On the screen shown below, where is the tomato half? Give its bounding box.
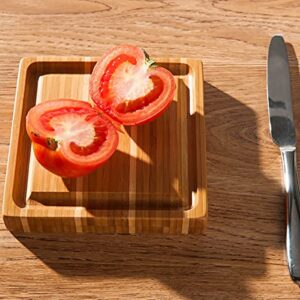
[89,45,176,125]
[26,99,118,178]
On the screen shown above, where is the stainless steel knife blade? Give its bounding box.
[267,35,296,149]
[267,35,300,284]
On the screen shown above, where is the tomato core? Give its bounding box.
[40,107,109,156]
[100,54,137,98]
[114,75,163,113]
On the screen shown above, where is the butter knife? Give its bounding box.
[267,35,300,283]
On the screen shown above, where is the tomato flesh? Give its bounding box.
[100,54,137,98]
[114,75,163,113]
[69,120,108,156]
[26,99,118,178]
[90,44,176,125]
[40,108,108,157]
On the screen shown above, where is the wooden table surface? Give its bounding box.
[1,0,300,299]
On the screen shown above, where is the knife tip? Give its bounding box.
[270,34,285,45]
[272,34,285,40]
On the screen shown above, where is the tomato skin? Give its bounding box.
[26,99,119,178]
[90,45,176,126]
[30,133,119,177]
[32,143,99,178]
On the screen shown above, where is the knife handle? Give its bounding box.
[282,149,300,283]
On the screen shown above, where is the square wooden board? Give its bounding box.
[2,57,207,234]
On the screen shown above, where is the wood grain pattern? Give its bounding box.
[1,0,300,299]
[2,57,207,234]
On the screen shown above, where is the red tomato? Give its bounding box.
[26,99,118,178]
[89,45,176,125]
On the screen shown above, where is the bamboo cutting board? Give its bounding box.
[2,57,207,234]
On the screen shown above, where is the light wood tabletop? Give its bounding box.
[1,0,300,299]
